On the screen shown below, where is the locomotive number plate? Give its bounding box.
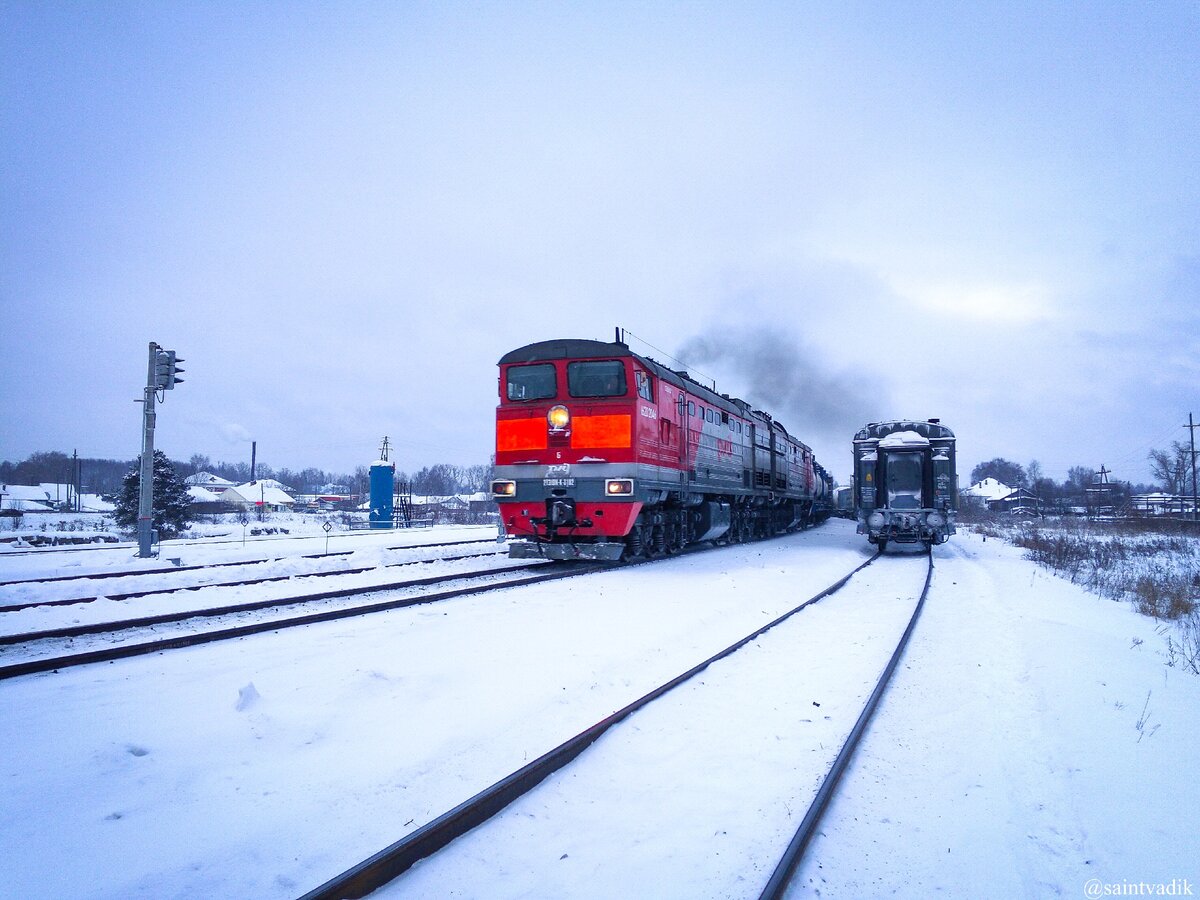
[543,478,576,487]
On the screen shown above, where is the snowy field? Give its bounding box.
[1,519,1197,898]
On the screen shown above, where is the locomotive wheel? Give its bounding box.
[651,524,667,557]
[665,522,684,554]
[623,527,646,561]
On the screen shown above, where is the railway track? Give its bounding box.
[0,526,468,558]
[0,533,776,680]
[296,549,933,899]
[0,544,503,613]
[0,556,608,681]
[0,537,495,588]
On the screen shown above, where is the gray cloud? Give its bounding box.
[676,328,886,476]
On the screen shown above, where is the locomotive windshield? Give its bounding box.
[568,360,627,398]
[506,364,557,401]
[885,451,924,510]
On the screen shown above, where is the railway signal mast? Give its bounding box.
[136,342,185,558]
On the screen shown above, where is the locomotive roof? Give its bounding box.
[498,339,636,365]
[500,338,812,449]
[854,420,955,441]
[500,339,737,412]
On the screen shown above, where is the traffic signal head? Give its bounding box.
[154,349,185,390]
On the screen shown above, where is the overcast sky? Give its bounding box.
[2,2,1197,486]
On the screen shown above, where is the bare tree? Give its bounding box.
[1027,459,1044,485]
[970,458,1027,488]
[1066,466,1095,495]
[1149,441,1191,494]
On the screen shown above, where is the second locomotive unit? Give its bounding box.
[491,335,833,561]
[853,419,957,550]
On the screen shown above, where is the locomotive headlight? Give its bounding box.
[547,405,570,430]
[868,512,885,528]
[491,479,516,497]
[927,512,945,527]
[605,478,634,496]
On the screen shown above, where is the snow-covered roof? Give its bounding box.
[187,486,223,503]
[223,483,296,505]
[0,497,53,512]
[250,478,296,493]
[184,472,236,487]
[1,485,54,504]
[878,430,930,449]
[961,477,1013,501]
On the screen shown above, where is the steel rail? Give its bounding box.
[0,560,608,681]
[0,538,494,587]
[297,552,881,900]
[0,559,542,647]
[0,549,504,614]
[0,526,461,557]
[757,550,934,899]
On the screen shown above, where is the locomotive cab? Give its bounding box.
[853,419,957,550]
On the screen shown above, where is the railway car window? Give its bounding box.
[635,370,654,401]
[506,364,556,401]
[886,451,924,510]
[568,360,627,398]
[688,401,695,416]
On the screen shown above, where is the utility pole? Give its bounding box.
[1187,413,1199,523]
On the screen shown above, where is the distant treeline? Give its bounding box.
[0,451,491,498]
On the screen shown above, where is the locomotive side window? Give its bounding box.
[688,401,696,416]
[506,364,557,401]
[568,360,627,398]
[635,370,654,401]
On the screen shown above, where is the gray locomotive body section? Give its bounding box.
[852,419,957,549]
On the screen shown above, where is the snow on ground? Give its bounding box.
[0,522,865,898]
[387,553,932,899]
[1,520,1197,899]
[792,532,1200,898]
[0,542,518,642]
[0,522,492,583]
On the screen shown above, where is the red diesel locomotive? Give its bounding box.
[491,335,833,560]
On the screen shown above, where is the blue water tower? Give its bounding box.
[369,437,396,529]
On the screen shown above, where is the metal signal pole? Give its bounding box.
[137,342,158,558]
[136,341,186,558]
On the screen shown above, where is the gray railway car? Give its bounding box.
[852,419,957,550]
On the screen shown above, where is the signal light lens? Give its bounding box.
[547,405,570,430]
[605,478,634,496]
[491,480,517,497]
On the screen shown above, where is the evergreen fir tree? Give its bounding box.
[114,450,193,537]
